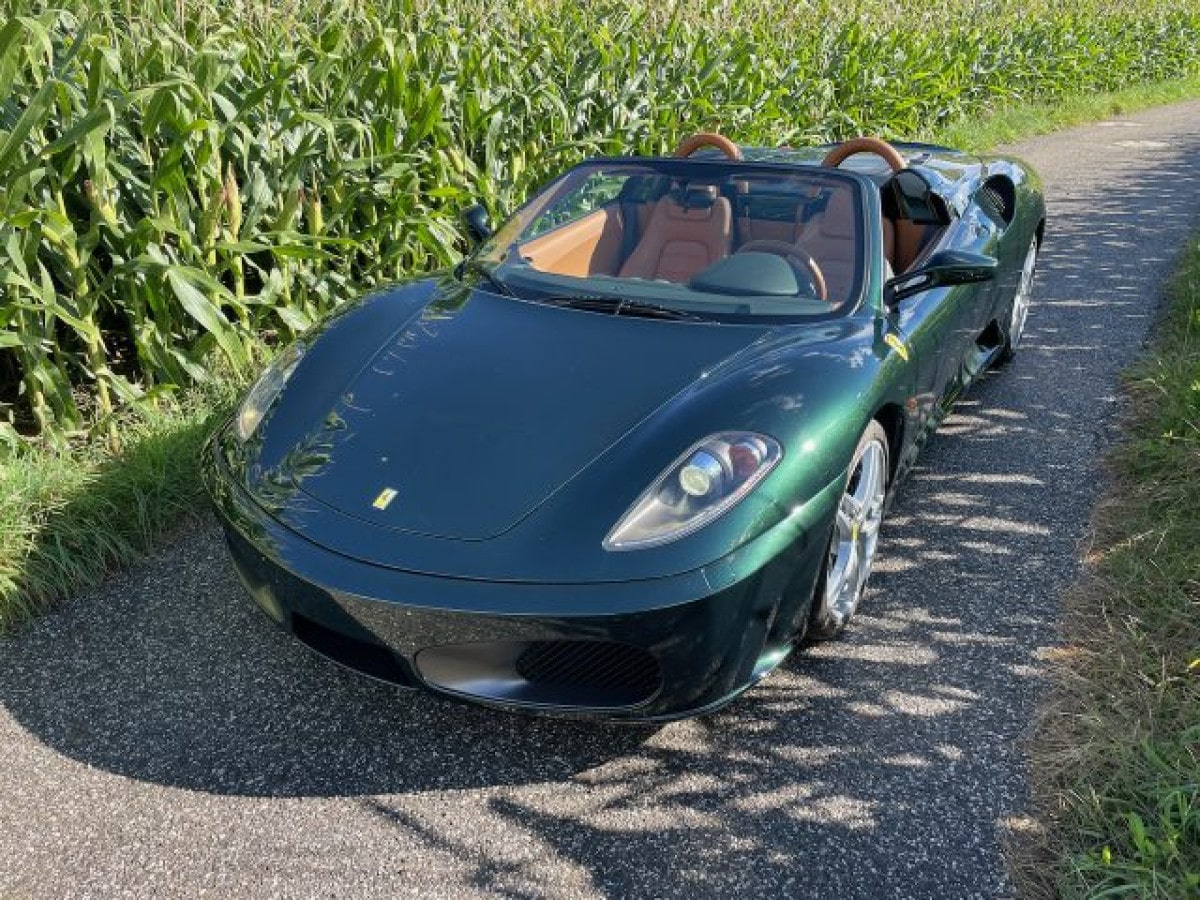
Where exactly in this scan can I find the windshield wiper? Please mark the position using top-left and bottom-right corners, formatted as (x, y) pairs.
(460, 259), (514, 297)
(539, 295), (704, 321)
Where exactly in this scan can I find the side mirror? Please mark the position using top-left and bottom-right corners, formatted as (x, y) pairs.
(462, 204), (492, 245)
(885, 249), (997, 307)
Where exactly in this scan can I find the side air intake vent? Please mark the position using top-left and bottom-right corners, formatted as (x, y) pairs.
(977, 175), (1016, 226)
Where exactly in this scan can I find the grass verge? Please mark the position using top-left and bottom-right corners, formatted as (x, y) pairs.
(1012, 240), (1200, 897)
(0, 381), (238, 631)
(928, 74), (1200, 152)
(3, 79), (1200, 634)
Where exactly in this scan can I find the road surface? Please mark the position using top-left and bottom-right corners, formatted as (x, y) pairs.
(3, 101), (1200, 898)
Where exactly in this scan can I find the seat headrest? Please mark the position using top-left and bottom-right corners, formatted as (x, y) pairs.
(818, 188), (858, 239)
(618, 174), (671, 203)
(670, 183), (718, 211)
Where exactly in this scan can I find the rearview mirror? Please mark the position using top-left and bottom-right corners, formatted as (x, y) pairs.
(462, 204), (492, 245)
(885, 249), (997, 306)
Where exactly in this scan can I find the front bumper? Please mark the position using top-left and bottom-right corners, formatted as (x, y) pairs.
(204, 431), (837, 721)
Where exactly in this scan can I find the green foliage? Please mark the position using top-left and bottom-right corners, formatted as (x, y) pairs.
(933, 74), (1200, 154)
(1030, 238), (1200, 898)
(1, 0), (1199, 442)
(0, 378), (237, 628)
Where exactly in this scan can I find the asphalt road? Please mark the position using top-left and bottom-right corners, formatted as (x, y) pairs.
(4, 103), (1200, 899)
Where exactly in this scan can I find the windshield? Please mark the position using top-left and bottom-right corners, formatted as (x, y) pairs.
(475, 159), (867, 321)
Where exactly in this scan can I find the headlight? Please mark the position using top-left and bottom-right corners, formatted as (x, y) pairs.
(234, 342), (306, 442)
(603, 432), (782, 550)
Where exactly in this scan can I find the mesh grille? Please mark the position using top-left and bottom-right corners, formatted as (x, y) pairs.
(978, 183), (1014, 225)
(515, 640), (660, 702)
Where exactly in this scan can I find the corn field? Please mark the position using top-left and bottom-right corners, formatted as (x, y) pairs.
(1, 0), (1198, 445)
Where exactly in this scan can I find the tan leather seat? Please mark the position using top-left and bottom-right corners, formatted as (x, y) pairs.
(618, 186), (732, 282)
(795, 187), (859, 304)
(892, 219), (933, 272)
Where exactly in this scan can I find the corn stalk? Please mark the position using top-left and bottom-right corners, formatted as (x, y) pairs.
(0, 0), (1198, 442)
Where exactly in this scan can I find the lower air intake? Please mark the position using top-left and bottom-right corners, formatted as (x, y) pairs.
(292, 613), (414, 687)
(515, 640), (661, 701)
(415, 639), (662, 710)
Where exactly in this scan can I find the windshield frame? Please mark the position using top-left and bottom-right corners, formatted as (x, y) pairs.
(472, 157), (877, 325)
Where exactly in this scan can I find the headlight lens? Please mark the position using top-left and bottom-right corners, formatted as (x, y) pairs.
(234, 342), (306, 442)
(603, 432), (782, 550)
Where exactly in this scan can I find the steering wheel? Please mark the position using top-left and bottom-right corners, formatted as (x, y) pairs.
(821, 136), (906, 173)
(674, 132), (743, 161)
(737, 240), (828, 303)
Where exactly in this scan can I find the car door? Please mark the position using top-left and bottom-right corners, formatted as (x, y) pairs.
(885, 171), (974, 434)
(937, 186), (1006, 380)
(969, 173), (1026, 330)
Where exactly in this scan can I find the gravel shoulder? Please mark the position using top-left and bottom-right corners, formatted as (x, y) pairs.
(3, 103), (1200, 899)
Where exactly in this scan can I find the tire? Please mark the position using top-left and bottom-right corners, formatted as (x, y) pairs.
(808, 420), (890, 641)
(1000, 236), (1038, 363)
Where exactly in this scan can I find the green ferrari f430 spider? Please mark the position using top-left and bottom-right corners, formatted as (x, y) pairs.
(205, 133), (1045, 720)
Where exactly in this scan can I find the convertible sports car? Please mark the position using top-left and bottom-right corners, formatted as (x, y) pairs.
(204, 133), (1044, 720)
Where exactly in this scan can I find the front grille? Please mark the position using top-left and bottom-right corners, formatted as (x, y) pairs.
(292, 613), (414, 687)
(515, 640), (660, 702)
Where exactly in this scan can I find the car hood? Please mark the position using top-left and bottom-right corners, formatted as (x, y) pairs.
(281, 286), (772, 541)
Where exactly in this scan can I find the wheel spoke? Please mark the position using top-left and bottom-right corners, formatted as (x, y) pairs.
(835, 506), (854, 541)
(853, 444), (884, 505)
(849, 463), (871, 506)
(869, 449), (886, 503)
(828, 541), (857, 612)
(840, 491), (863, 523)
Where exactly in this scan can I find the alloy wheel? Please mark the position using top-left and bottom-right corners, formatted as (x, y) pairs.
(820, 438), (887, 630)
(1009, 239), (1038, 350)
